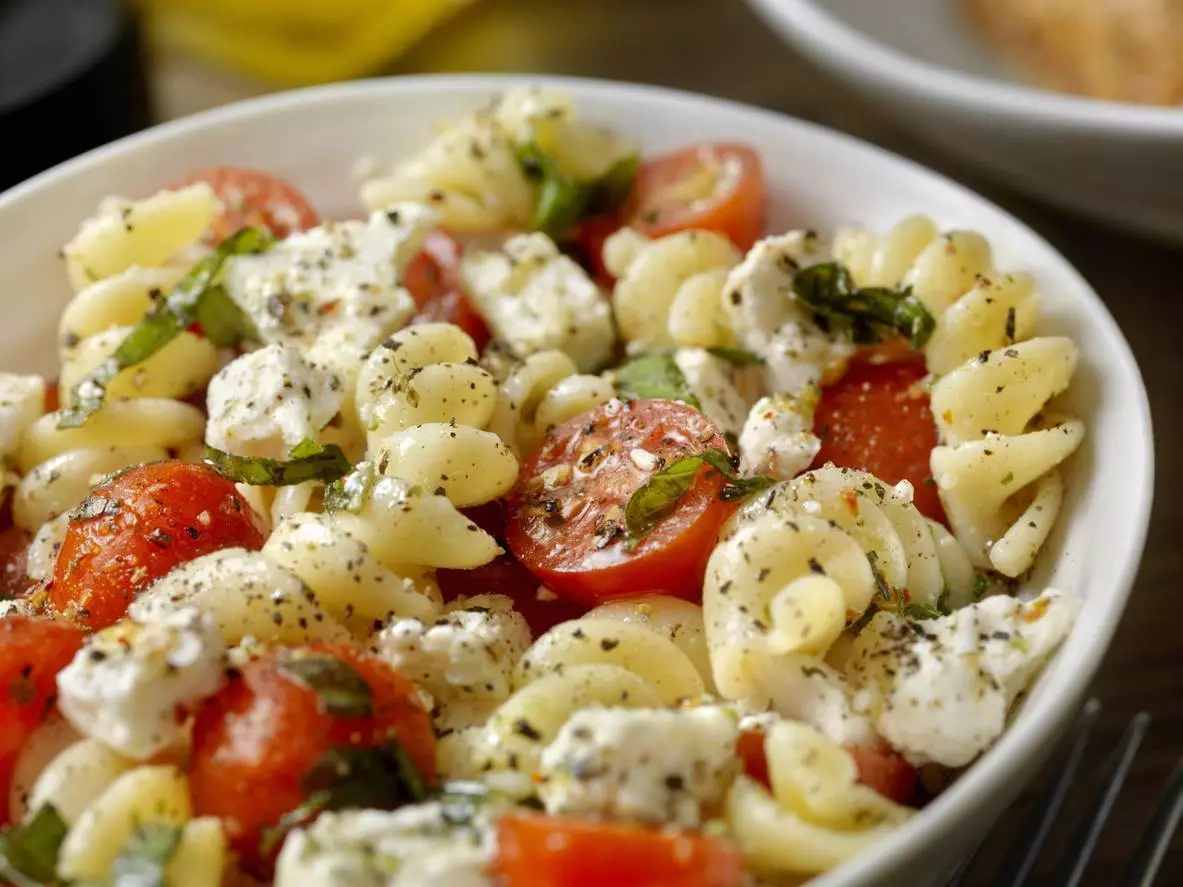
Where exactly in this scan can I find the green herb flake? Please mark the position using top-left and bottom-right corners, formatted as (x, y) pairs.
(972, 572), (991, 602)
(901, 602), (942, 621)
(1001, 471), (1015, 485)
(72, 496), (121, 521)
(791, 261), (935, 349)
(58, 226), (272, 428)
(277, 650), (374, 718)
(624, 448), (774, 542)
(204, 442), (350, 487)
(613, 353), (701, 409)
(516, 141), (638, 237)
(705, 346), (765, 366)
(323, 460), (379, 513)
(108, 821), (183, 887)
(0, 803), (69, 886)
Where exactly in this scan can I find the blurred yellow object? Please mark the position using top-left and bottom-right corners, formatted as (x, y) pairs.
(139, 0), (477, 86)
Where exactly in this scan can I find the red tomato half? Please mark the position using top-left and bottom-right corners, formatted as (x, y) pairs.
(0, 617), (86, 825)
(506, 399), (734, 605)
(189, 644), (435, 868)
(181, 166), (320, 243)
(812, 354), (946, 523)
(572, 212), (623, 284)
(49, 461), (266, 629)
(737, 729), (917, 805)
(625, 143), (767, 251)
(403, 230), (490, 350)
(0, 526), (32, 600)
(495, 812), (745, 887)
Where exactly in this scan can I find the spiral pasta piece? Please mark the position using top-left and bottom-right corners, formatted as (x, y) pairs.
(487, 349), (614, 456)
(834, 216), (1084, 577)
(373, 422), (519, 509)
(605, 228), (741, 352)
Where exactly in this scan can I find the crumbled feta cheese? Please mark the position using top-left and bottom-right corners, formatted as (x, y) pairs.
(56, 607), (227, 760)
(0, 374), (45, 463)
(222, 203), (434, 349)
(0, 597), (37, 618)
(460, 233), (615, 372)
(739, 390), (821, 480)
(673, 348), (762, 438)
(206, 343), (344, 459)
(374, 594), (531, 703)
(847, 590), (1080, 767)
(275, 801), (499, 887)
(538, 705), (740, 828)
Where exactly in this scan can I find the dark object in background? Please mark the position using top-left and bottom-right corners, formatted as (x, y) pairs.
(0, 0), (151, 193)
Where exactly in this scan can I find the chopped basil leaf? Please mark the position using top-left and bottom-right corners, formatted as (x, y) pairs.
(277, 650), (374, 718)
(936, 587), (952, 615)
(516, 142), (638, 237)
(288, 437), (325, 460)
(624, 448), (774, 542)
(58, 227), (272, 428)
(108, 821), (182, 887)
(72, 495), (121, 521)
(850, 604), (879, 632)
(792, 262), (935, 349)
(901, 602), (942, 621)
(323, 459), (378, 513)
(204, 442), (350, 487)
(258, 791), (331, 857)
(972, 572), (992, 602)
(0, 803), (68, 886)
(705, 346), (765, 366)
(614, 353), (701, 409)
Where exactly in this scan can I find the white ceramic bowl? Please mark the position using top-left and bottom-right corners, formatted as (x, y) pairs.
(747, 0), (1183, 244)
(0, 75), (1154, 886)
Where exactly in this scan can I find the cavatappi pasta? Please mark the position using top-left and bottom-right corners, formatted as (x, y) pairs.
(0, 87), (1083, 887)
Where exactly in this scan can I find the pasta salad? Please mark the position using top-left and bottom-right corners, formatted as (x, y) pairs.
(0, 87), (1085, 887)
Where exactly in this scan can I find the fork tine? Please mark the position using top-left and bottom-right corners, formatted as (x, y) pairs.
(1053, 711), (1151, 887)
(1116, 756), (1183, 887)
(989, 698), (1103, 887)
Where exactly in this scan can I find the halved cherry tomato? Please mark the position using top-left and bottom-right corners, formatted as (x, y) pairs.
(49, 461), (266, 629)
(189, 643), (435, 868)
(0, 526), (32, 600)
(847, 745), (918, 805)
(506, 399), (734, 605)
(438, 554), (587, 637)
(812, 354), (946, 523)
(403, 230), (490, 350)
(737, 729), (916, 805)
(624, 143), (766, 252)
(495, 812), (745, 887)
(571, 212), (623, 284)
(181, 166), (320, 243)
(0, 616), (86, 825)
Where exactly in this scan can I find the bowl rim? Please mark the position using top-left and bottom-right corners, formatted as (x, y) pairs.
(747, 0), (1183, 138)
(0, 73), (1156, 885)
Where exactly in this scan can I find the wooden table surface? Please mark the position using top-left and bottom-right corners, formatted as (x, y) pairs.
(151, 1), (1181, 882)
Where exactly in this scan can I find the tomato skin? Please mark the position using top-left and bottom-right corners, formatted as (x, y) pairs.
(403, 230), (490, 350)
(0, 617), (87, 825)
(495, 812), (745, 887)
(0, 527), (32, 600)
(189, 643), (435, 868)
(181, 166), (319, 243)
(812, 354), (946, 523)
(625, 143), (767, 252)
(847, 746), (918, 805)
(738, 729), (916, 805)
(49, 461), (266, 630)
(571, 212), (622, 284)
(506, 399), (734, 606)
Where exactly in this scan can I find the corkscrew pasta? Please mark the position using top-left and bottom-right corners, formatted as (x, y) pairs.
(0, 88), (1087, 887)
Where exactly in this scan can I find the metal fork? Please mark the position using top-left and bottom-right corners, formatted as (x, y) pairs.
(947, 700), (1183, 887)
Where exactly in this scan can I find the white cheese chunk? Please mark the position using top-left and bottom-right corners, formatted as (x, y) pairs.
(538, 705), (740, 828)
(673, 348), (763, 439)
(222, 203), (434, 349)
(375, 594), (530, 703)
(56, 607), (227, 760)
(0, 374), (46, 464)
(847, 589), (1079, 767)
(205, 342), (344, 459)
(460, 233), (615, 372)
(739, 390), (821, 480)
(275, 801), (498, 887)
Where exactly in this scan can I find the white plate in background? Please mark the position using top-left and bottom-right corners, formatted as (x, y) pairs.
(747, 0), (1183, 244)
(0, 75), (1154, 886)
